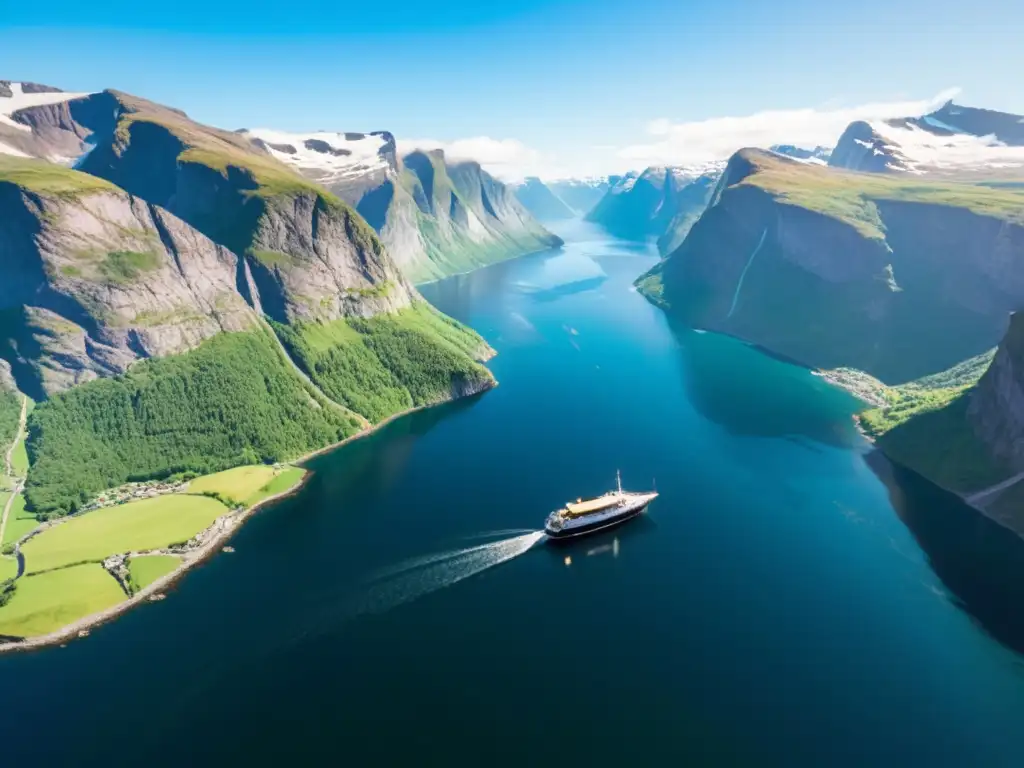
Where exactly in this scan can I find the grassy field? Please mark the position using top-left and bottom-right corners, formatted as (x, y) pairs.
(188, 465), (278, 505)
(0, 556), (16, 583)
(128, 555), (181, 592)
(2, 494), (38, 550)
(738, 149), (1024, 239)
(188, 464), (307, 507)
(0, 564), (125, 638)
(21, 494), (228, 574)
(0, 155), (118, 197)
(245, 467), (306, 506)
(10, 433), (28, 477)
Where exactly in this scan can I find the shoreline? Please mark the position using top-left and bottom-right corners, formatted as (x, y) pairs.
(0, 379), (498, 655)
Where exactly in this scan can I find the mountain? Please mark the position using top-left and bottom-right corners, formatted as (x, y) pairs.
(770, 144), (832, 164)
(829, 101), (1024, 176)
(512, 177), (576, 220)
(240, 129), (562, 283)
(547, 179), (609, 216)
(636, 148), (1024, 383)
(0, 82), (497, 516)
(586, 164), (723, 253)
(0, 155), (256, 397)
(512, 177), (609, 219)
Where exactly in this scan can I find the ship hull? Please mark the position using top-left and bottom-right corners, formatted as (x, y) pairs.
(544, 503), (649, 541)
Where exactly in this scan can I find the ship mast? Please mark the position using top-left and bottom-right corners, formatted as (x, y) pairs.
(617, 469), (622, 496)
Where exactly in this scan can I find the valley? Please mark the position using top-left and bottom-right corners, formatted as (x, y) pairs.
(3, 64), (1024, 766)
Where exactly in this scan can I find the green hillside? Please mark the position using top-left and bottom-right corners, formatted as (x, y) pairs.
(24, 327), (360, 516)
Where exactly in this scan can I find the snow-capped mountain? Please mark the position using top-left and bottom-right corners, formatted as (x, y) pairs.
(829, 101), (1024, 176)
(769, 144), (832, 165)
(239, 128), (562, 282)
(239, 127), (397, 195)
(586, 164), (724, 253)
(0, 81), (95, 161)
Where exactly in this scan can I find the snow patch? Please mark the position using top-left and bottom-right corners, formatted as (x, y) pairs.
(870, 120), (1024, 173)
(242, 128), (389, 182)
(0, 82), (89, 132)
(0, 140), (30, 158)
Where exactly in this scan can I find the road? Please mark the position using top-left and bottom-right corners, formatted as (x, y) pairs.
(966, 469), (1024, 508)
(0, 396), (28, 551)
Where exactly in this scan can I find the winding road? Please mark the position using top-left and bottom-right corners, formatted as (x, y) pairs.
(0, 396), (28, 553)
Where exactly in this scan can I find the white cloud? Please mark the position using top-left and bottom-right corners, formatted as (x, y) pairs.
(618, 89), (962, 167)
(393, 89), (982, 181)
(397, 136), (553, 182)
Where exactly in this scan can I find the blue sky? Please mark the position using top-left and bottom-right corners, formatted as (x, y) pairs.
(2, 0), (1021, 178)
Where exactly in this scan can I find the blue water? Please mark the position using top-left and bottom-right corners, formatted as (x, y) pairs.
(4, 220), (1024, 766)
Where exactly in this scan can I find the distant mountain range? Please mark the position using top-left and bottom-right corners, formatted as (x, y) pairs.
(584, 164), (724, 254)
(511, 177), (610, 221)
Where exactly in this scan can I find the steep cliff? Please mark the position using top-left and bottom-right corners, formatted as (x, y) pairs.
(0, 90), (500, 515)
(241, 130), (562, 283)
(587, 165), (722, 253)
(639, 149), (1024, 382)
(0, 156), (256, 397)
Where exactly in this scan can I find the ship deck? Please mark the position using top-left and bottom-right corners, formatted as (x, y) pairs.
(565, 494), (620, 516)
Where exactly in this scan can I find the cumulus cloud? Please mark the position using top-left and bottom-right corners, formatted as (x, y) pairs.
(618, 88), (962, 167)
(397, 136), (552, 182)
(395, 89), (976, 181)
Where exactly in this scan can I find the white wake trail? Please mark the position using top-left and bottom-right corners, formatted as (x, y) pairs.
(351, 531), (546, 617)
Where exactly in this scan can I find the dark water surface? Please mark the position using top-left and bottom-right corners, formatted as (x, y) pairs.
(5, 221), (1024, 766)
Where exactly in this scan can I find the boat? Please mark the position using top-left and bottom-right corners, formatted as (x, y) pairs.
(544, 471), (658, 541)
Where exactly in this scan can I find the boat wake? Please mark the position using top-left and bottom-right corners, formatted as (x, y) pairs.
(349, 531), (546, 617)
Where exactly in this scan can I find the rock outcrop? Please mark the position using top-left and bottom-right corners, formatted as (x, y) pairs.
(968, 313), (1024, 471)
(0, 157), (256, 397)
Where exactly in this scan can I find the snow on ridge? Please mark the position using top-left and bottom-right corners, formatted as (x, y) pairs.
(0, 82), (89, 133)
(869, 120), (1024, 173)
(0, 140), (29, 158)
(242, 127), (389, 181)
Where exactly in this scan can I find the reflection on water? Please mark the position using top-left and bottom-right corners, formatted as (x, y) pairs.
(870, 451), (1024, 656)
(542, 513), (657, 569)
(519, 275), (608, 302)
(302, 396), (484, 501)
(673, 321), (864, 448)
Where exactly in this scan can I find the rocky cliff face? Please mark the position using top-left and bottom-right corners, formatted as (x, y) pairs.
(30, 92), (418, 323)
(968, 313), (1024, 471)
(237, 130), (562, 283)
(244, 192), (415, 323)
(587, 165), (723, 253)
(0, 159), (256, 397)
(641, 149), (1024, 382)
